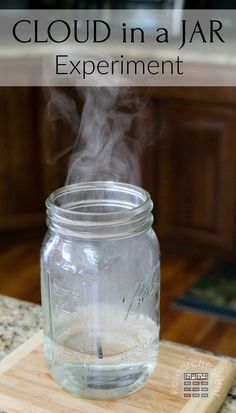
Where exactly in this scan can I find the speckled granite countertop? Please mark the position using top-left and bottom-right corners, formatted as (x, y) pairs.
(0, 295), (43, 360)
(0, 294), (235, 413)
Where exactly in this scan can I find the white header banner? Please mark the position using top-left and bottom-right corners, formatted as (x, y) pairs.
(0, 9), (236, 86)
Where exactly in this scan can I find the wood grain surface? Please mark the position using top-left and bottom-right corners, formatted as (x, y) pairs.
(0, 331), (234, 413)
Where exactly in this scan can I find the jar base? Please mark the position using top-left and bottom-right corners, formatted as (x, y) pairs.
(49, 360), (156, 400)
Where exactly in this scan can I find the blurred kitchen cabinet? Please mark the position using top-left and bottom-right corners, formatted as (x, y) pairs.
(1, 86), (236, 254)
(143, 99), (236, 251)
(0, 88), (67, 231)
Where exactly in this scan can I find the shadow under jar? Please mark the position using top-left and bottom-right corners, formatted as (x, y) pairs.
(40, 182), (160, 400)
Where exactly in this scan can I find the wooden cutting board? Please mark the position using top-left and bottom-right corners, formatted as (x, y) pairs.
(0, 331), (235, 413)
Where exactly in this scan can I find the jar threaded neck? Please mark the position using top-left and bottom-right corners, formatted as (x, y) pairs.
(46, 181), (154, 239)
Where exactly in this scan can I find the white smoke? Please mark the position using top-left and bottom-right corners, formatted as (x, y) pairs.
(47, 86), (154, 185)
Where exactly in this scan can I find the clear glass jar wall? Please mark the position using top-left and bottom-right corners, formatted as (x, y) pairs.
(41, 182), (160, 400)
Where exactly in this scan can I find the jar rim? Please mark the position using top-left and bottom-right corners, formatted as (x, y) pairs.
(46, 181), (151, 217)
(46, 181), (153, 238)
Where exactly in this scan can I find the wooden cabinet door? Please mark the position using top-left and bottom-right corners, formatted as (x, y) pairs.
(0, 88), (68, 231)
(0, 88), (45, 230)
(156, 103), (236, 250)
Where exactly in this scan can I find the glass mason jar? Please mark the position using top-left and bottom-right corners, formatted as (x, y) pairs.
(41, 182), (160, 400)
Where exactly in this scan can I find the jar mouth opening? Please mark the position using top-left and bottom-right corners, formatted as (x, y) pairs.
(46, 182), (153, 237)
(46, 181), (152, 220)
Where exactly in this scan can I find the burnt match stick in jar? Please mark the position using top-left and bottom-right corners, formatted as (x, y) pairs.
(91, 282), (103, 359)
(96, 340), (104, 359)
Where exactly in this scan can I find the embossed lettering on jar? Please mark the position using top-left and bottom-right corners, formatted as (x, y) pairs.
(40, 182), (160, 400)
